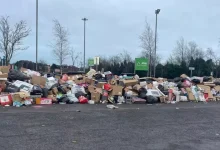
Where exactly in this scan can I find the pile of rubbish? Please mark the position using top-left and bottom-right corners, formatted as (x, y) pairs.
(0, 66), (220, 107)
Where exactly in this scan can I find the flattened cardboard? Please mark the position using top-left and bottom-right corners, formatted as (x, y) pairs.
(85, 78), (95, 85)
(186, 87), (195, 101)
(0, 66), (10, 73)
(120, 79), (138, 87)
(0, 73), (8, 78)
(198, 85), (214, 99)
(88, 85), (96, 93)
(91, 92), (101, 103)
(110, 85), (123, 96)
(31, 76), (46, 87)
(88, 85), (102, 94)
(109, 79), (117, 85)
(12, 93), (23, 102)
(215, 86), (220, 91)
(96, 82), (107, 88)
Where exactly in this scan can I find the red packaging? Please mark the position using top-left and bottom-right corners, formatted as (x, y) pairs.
(103, 83), (112, 91)
(79, 96), (88, 104)
(0, 94), (12, 106)
(62, 74), (68, 81)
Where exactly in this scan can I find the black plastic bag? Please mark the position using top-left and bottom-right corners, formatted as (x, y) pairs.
(94, 74), (103, 80)
(4, 84), (20, 93)
(42, 88), (49, 98)
(177, 82), (184, 89)
(8, 70), (30, 81)
(174, 77), (182, 83)
(214, 81), (220, 85)
(30, 85), (42, 95)
(191, 79), (200, 84)
(75, 91), (85, 99)
(158, 84), (164, 91)
(57, 86), (67, 94)
(146, 95), (159, 104)
(58, 95), (70, 103)
(138, 88), (147, 99)
(50, 83), (59, 90)
(203, 76), (211, 82)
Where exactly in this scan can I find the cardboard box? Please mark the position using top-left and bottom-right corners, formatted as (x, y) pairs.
(109, 79), (117, 85)
(0, 94), (12, 106)
(215, 86), (220, 92)
(91, 92), (101, 103)
(85, 78), (95, 85)
(133, 84), (141, 91)
(96, 82), (107, 88)
(12, 92), (30, 102)
(119, 79), (138, 87)
(88, 85), (96, 93)
(186, 88), (195, 101)
(31, 76), (46, 87)
(0, 73), (8, 78)
(110, 85), (123, 96)
(36, 98), (52, 104)
(198, 85), (214, 99)
(159, 96), (166, 103)
(0, 66), (10, 73)
(88, 85), (102, 94)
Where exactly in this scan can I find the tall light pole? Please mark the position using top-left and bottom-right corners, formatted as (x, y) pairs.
(154, 9), (160, 77)
(82, 18), (88, 73)
(36, 0), (38, 71)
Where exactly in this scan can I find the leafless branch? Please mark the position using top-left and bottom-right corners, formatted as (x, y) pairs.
(70, 48), (80, 66)
(0, 16), (30, 64)
(51, 19), (70, 74)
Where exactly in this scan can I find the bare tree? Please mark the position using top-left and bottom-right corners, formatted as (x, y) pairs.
(172, 37), (188, 65)
(119, 50), (132, 63)
(51, 19), (70, 74)
(186, 41), (204, 65)
(139, 20), (155, 76)
(0, 16), (30, 65)
(206, 48), (216, 61)
(70, 48), (80, 66)
(39, 59), (47, 65)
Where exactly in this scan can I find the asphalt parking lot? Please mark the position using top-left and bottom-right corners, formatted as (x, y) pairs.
(0, 102), (220, 150)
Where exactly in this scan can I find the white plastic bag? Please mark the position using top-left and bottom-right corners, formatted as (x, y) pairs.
(71, 84), (86, 94)
(45, 77), (58, 89)
(24, 69), (41, 77)
(66, 91), (78, 103)
(118, 96), (125, 103)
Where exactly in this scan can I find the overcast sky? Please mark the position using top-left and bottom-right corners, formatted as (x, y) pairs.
(0, 0), (220, 65)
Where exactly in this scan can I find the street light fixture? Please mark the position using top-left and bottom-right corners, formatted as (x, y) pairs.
(36, 0), (38, 71)
(82, 18), (88, 73)
(153, 9), (160, 77)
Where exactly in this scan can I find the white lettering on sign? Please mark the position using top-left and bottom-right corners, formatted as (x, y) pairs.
(41, 99), (52, 104)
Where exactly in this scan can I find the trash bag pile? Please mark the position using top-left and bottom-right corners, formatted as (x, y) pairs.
(0, 66), (220, 107)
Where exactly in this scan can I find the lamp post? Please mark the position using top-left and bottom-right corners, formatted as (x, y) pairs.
(36, 0), (38, 71)
(153, 9), (160, 77)
(82, 18), (88, 73)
